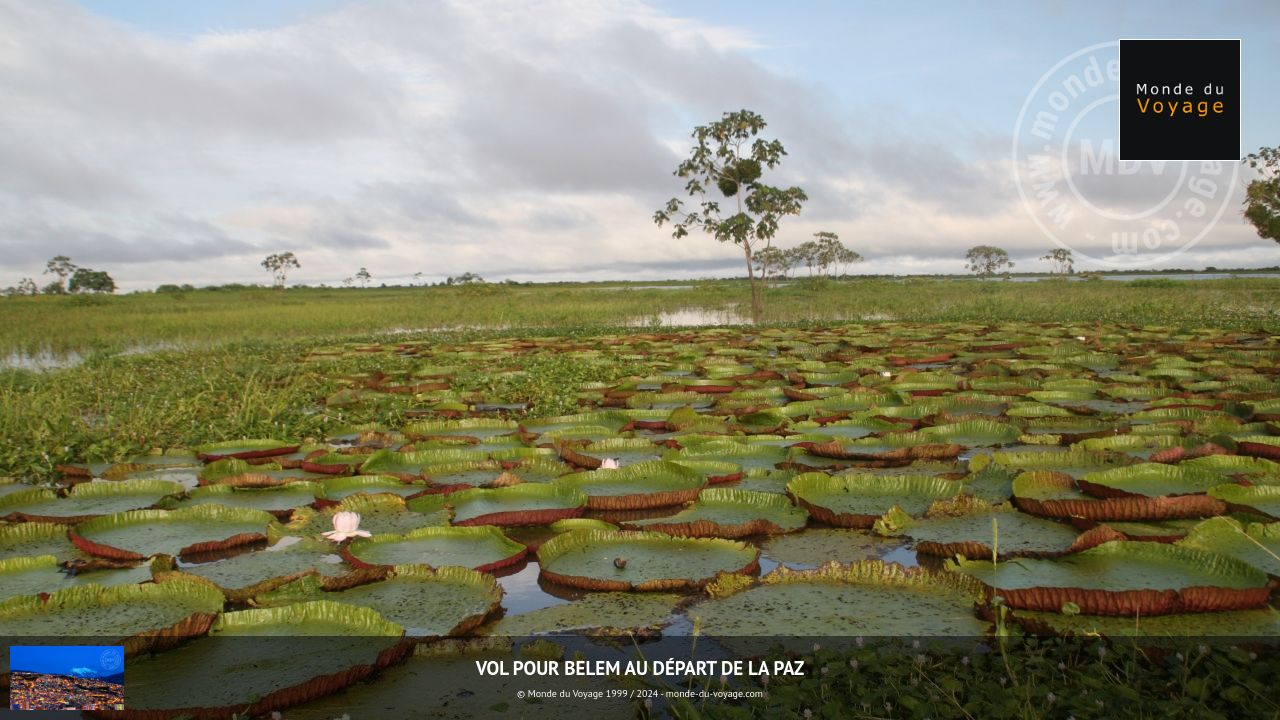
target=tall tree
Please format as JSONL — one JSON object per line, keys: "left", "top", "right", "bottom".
{"left": 1243, "top": 147, "right": 1280, "bottom": 244}
{"left": 261, "top": 252, "right": 300, "bottom": 290}
{"left": 1039, "top": 248, "right": 1074, "bottom": 274}
{"left": 752, "top": 246, "right": 787, "bottom": 279}
{"left": 965, "top": 245, "right": 1014, "bottom": 277}
{"left": 355, "top": 267, "right": 372, "bottom": 288}
{"left": 654, "top": 109, "right": 807, "bottom": 322}
{"left": 68, "top": 268, "right": 116, "bottom": 294}
{"left": 43, "top": 255, "right": 77, "bottom": 294}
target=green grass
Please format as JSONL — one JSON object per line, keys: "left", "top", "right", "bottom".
{"left": 2, "top": 277, "right": 1278, "bottom": 358}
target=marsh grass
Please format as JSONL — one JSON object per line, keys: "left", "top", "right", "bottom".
{"left": 2, "top": 278, "right": 1277, "bottom": 358}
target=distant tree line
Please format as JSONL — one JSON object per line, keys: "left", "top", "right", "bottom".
{"left": 2, "top": 255, "right": 116, "bottom": 297}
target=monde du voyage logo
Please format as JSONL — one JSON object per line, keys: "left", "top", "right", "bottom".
{"left": 1013, "top": 39, "right": 1241, "bottom": 266}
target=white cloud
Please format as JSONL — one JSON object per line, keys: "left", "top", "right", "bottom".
{"left": 0, "top": 0, "right": 1271, "bottom": 292}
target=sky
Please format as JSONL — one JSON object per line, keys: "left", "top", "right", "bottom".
{"left": 10, "top": 645, "right": 124, "bottom": 680}
{"left": 2, "top": 1, "right": 1278, "bottom": 291}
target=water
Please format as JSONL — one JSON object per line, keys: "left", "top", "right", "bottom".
{"left": 1002, "top": 272, "right": 1280, "bottom": 282}
{"left": 2, "top": 342, "right": 186, "bottom": 372}
{"left": 628, "top": 308, "right": 750, "bottom": 327}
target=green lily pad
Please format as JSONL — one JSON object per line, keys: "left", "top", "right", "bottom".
{"left": 0, "top": 480, "right": 184, "bottom": 522}
{"left": 537, "top": 530, "right": 759, "bottom": 591}
{"left": 1209, "top": 484, "right": 1280, "bottom": 519}
{"left": 322, "top": 474, "right": 429, "bottom": 499}
{"left": 345, "top": 526, "right": 526, "bottom": 573}
{"left": 488, "top": 592, "right": 683, "bottom": 636}
{"left": 917, "top": 420, "right": 1020, "bottom": 446}
{"left": 1079, "top": 463, "right": 1223, "bottom": 497}
{"left": 761, "top": 529, "right": 902, "bottom": 569}
{"left": 688, "top": 561, "right": 987, "bottom": 638}
{"left": 172, "top": 481, "right": 324, "bottom": 514}
{"left": 1177, "top": 517, "right": 1280, "bottom": 576}
{"left": 950, "top": 540, "right": 1271, "bottom": 615}
{"left": 884, "top": 503, "right": 1084, "bottom": 559}
{"left": 169, "top": 537, "right": 349, "bottom": 601}
{"left": 0, "top": 522, "right": 76, "bottom": 562}
{"left": 0, "top": 555, "right": 152, "bottom": 602}
{"left": 120, "top": 601, "right": 404, "bottom": 714}
{"left": 71, "top": 505, "right": 279, "bottom": 560}
{"left": 1014, "top": 606, "right": 1280, "bottom": 638}
{"left": 620, "top": 488, "right": 808, "bottom": 537}
{"left": 0, "top": 575, "right": 224, "bottom": 639}
{"left": 786, "top": 472, "right": 962, "bottom": 528}
{"left": 408, "top": 483, "right": 587, "bottom": 527}
{"left": 553, "top": 460, "right": 707, "bottom": 510}
{"left": 263, "top": 565, "right": 500, "bottom": 637}
{"left": 292, "top": 494, "right": 450, "bottom": 538}
{"left": 194, "top": 439, "right": 301, "bottom": 461}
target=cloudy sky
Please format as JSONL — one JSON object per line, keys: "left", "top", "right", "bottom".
{"left": 2, "top": 0, "right": 1279, "bottom": 290}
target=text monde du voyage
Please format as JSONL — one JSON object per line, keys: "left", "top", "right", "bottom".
{"left": 475, "top": 659, "right": 807, "bottom": 677}
{"left": 1134, "top": 82, "right": 1228, "bottom": 118}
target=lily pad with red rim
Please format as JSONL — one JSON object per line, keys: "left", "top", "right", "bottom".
{"left": 253, "top": 564, "right": 501, "bottom": 637}
{"left": 343, "top": 526, "right": 526, "bottom": 573}
{"left": 619, "top": 488, "right": 808, "bottom": 538}
{"left": 194, "top": 439, "right": 301, "bottom": 462}
{"left": 536, "top": 529, "right": 759, "bottom": 591}
{"left": 949, "top": 540, "right": 1272, "bottom": 615}
{"left": 407, "top": 483, "right": 587, "bottom": 527}
{"left": 786, "top": 472, "right": 962, "bottom": 528}
{"left": 552, "top": 460, "right": 707, "bottom": 510}
{"left": 70, "top": 505, "right": 280, "bottom": 561}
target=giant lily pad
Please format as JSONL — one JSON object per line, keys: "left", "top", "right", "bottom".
{"left": 1209, "top": 483, "right": 1280, "bottom": 519}
{"left": 169, "top": 481, "right": 324, "bottom": 518}
{"left": 786, "top": 472, "right": 962, "bottom": 528}
{"left": 70, "top": 505, "right": 279, "bottom": 561}
{"left": 1013, "top": 606, "right": 1280, "bottom": 638}
{"left": 761, "top": 529, "right": 901, "bottom": 569}
{"left": 343, "top": 526, "right": 526, "bottom": 573}
{"left": 1177, "top": 516, "right": 1280, "bottom": 576}
{"left": 1013, "top": 470, "right": 1226, "bottom": 521}
{"left": 162, "top": 537, "right": 350, "bottom": 601}
{"left": 119, "top": 601, "right": 405, "bottom": 716}
{"left": 322, "top": 475, "right": 429, "bottom": 500}
{"left": 881, "top": 502, "right": 1089, "bottom": 559}
{"left": 620, "top": 488, "right": 808, "bottom": 538}
{"left": 0, "top": 576, "right": 224, "bottom": 649}
{"left": 0, "top": 554, "right": 152, "bottom": 602}
{"left": 917, "top": 420, "right": 1020, "bottom": 446}
{"left": 537, "top": 530, "right": 759, "bottom": 591}
{"left": 0, "top": 522, "right": 76, "bottom": 562}
{"left": 291, "top": 494, "right": 450, "bottom": 537}
{"left": 1078, "top": 463, "right": 1223, "bottom": 498}
{"left": 688, "top": 561, "right": 987, "bottom": 638}
{"left": 195, "top": 439, "right": 301, "bottom": 461}
{"left": 254, "top": 565, "right": 501, "bottom": 637}
{"left": 949, "top": 540, "right": 1272, "bottom": 615}
{"left": 408, "top": 483, "right": 587, "bottom": 526}
{"left": 359, "top": 449, "right": 488, "bottom": 480}
{"left": 488, "top": 592, "right": 683, "bottom": 636}
{"left": 553, "top": 460, "right": 707, "bottom": 510}
{"left": 0, "top": 479, "right": 184, "bottom": 523}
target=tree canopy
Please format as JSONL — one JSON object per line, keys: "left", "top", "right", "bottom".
{"left": 965, "top": 245, "right": 1014, "bottom": 277}
{"left": 1243, "top": 147, "right": 1280, "bottom": 244}
{"left": 654, "top": 109, "right": 807, "bottom": 321}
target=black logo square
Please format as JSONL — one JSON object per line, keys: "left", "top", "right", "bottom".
{"left": 1119, "top": 39, "right": 1240, "bottom": 161}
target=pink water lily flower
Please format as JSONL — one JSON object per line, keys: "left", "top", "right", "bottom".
{"left": 322, "top": 511, "right": 372, "bottom": 542}
{"left": 600, "top": 458, "right": 620, "bottom": 469}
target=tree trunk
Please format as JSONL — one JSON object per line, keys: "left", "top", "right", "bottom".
{"left": 743, "top": 244, "right": 762, "bottom": 323}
